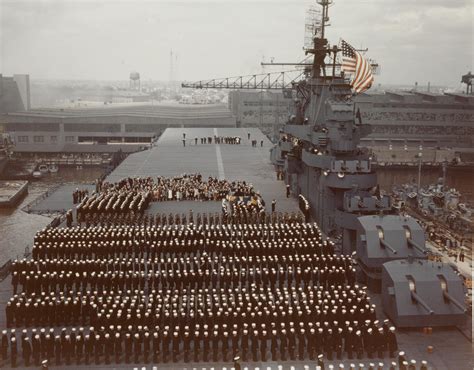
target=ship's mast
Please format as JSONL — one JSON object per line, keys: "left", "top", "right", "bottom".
{"left": 308, "top": 0, "right": 332, "bottom": 78}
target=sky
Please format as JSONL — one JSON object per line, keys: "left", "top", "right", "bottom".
{"left": 0, "top": 0, "right": 472, "bottom": 86}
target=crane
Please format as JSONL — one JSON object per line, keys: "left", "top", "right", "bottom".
{"left": 181, "top": 70, "right": 306, "bottom": 90}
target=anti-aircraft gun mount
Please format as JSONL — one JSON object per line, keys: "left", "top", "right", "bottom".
{"left": 181, "top": 0, "right": 468, "bottom": 328}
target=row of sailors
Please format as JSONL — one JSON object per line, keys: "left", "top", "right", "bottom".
{"left": 11, "top": 264, "right": 354, "bottom": 295}
{"left": 71, "top": 214, "right": 312, "bottom": 237}
{"left": 2, "top": 319, "right": 398, "bottom": 366}
{"left": 31, "top": 239, "right": 334, "bottom": 261}
{"left": 76, "top": 190, "right": 151, "bottom": 219}
{"left": 14, "top": 253, "right": 353, "bottom": 275}
{"left": 74, "top": 210, "right": 306, "bottom": 228}
{"left": 34, "top": 222, "right": 322, "bottom": 242}
{"left": 32, "top": 231, "right": 328, "bottom": 249}
{"left": 7, "top": 284, "right": 370, "bottom": 327}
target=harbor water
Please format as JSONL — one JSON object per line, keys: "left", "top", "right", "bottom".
{"left": 0, "top": 166, "right": 104, "bottom": 266}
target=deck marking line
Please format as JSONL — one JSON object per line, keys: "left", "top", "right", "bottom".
{"left": 214, "top": 128, "right": 226, "bottom": 180}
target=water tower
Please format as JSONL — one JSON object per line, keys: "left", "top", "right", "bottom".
{"left": 129, "top": 71, "right": 141, "bottom": 91}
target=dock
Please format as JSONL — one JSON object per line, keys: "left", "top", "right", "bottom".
{"left": 0, "top": 181, "right": 28, "bottom": 208}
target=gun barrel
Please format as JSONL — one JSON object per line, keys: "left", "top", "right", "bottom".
{"left": 411, "top": 292, "right": 434, "bottom": 315}
{"left": 380, "top": 239, "right": 398, "bottom": 254}
{"left": 443, "top": 292, "right": 467, "bottom": 313}
{"left": 407, "top": 238, "right": 428, "bottom": 255}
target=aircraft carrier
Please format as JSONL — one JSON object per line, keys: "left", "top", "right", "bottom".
{"left": 0, "top": 1, "right": 472, "bottom": 370}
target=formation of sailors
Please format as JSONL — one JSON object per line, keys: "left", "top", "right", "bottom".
{"left": 1, "top": 317, "right": 400, "bottom": 366}
{"left": 198, "top": 136, "right": 241, "bottom": 145}
{"left": 67, "top": 208, "right": 304, "bottom": 230}
{"left": 76, "top": 190, "right": 151, "bottom": 221}
{"left": 0, "top": 219, "right": 409, "bottom": 367}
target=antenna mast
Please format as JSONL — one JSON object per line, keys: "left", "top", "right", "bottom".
{"left": 306, "top": 0, "right": 333, "bottom": 78}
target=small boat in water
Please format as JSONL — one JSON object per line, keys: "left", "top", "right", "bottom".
{"left": 49, "top": 164, "right": 59, "bottom": 173}
{"left": 38, "top": 164, "right": 49, "bottom": 174}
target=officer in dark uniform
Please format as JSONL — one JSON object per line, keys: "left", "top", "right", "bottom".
{"left": 280, "top": 328, "right": 287, "bottom": 361}
{"left": 84, "top": 334, "right": 92, "bottom": 365}
{"left": 76, "top": 331, "right": 84, "bottom": 365}
{"left": 355, "top": 330, "right": 364, "bottom": 359}
{"left": 33, "top": 333, "right": 41, "bottom": 366}
{"left": 365, "top": 327, "right": 374, "bottom": 359}
{"left": 172, "top": 332, "right": 179, "bottom": 362}
{"left": 251, "top": 330, "right": 259, "bottom": 362}
{"left": 133, "top": 333, "right": 141, "bottom": 364}
{"left": 345, "top": 326, "right": 354, "bottom": 359}
{"left": 152, "top": 331, "right": 160, "bottom": 363}
{"left": 222, "top": 331, "right": 230, "bottom": 362}
{"left": 288, "top": 327, "right": 296, "bottom": 360}
{"left": 162, "top": 330, "right": 170, "bottom": 363}
{"left": 124, "top": 333, "right": 132, "bottom": 363}
{"left": 66, "top": 210, "right": 73, "bottom": 228}
{"left": 388, "top": 327, "right": 398, "bottom": 358}
{"left": 375, "top": 327, "right": 384, "bottom": 358}
{"left": 260, "top": 330, "right": 267, "bottom": 361}
{"left": 1, "top": 329, "right": 8, "bottom": 361}
{"left": 203, "top": 331, "right": 210, "bottom": 362}
{"left": 53, "top": 335, "right": 61, "bottom": 366}
{"left": 334, "top": 327, "right": 343, "bottom": 359}
{"left": 10, "top": 336, "right": 17, "bottom": 368}
{"left": 193, "top": 330, "right": 200, "bottom": 362}
{"left": 104, "top": 333, "right": 113, "bottom": 364}
{"left": 241, "top": 329, "right": 249, "bottom": 361}
{"left": 325, "top": 328, "right": 333, "bottom": 360}
{"left": 23, "top": 336, "right": 32, "bottom": 366}
{"left": 212, "top": 330, "right": 219, "bottom": 362}
{"left": 270, "top": 329, "right": 278, "bottom": 361}
{"left": 94, "top": 334, "right": 101, "bottom": 365}
{"left": 298, "top": 328, "right": 305, "bottom": 360}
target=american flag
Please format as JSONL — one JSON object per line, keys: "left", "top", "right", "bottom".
{"left": 340, "top": 39, "right": 374, "bottom": 94}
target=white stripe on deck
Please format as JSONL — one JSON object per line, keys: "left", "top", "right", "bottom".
{"left": 132, "top": 146, "right": 156, "bottom": 178}
{"left": 213, "top": 128, "right": 226, "bottom": 180}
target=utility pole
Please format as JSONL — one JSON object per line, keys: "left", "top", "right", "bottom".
{"left": 417, "top": 151, "right": 423, "bottom": 194}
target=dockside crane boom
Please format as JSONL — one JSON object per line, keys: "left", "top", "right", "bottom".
{"left": 181, "top": 70, "right": 306, "bottom": 90}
